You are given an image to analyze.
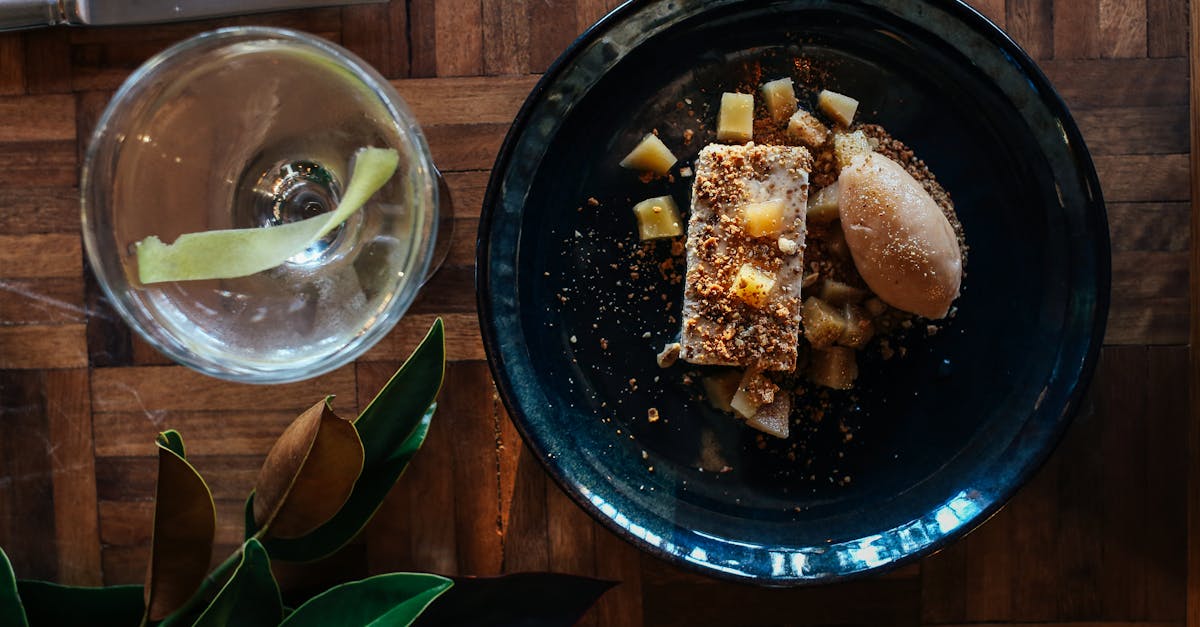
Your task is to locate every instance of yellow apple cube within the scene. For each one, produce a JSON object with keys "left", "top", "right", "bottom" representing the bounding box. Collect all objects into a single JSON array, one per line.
[
  {"left": 716, "top": 92, "right": 754, "bottom": 143},
  {"left": 731, "top": 264, "right": 776, "bottom": 308},
  {"left": 703, "top": 370, "right": 742, "bottom": 413},
  {"left": 632, "top": 195, "right": 683, "bottom": 240},
  {"left": 809, "top": 346, "right": 858, "bottom": 390},
  {"left": 786, "top": 109, "right": 829, "bottom": 147},
  {"left": 801, "top": 296, "right": 846, "bottom": 349},
  {"left": 818, "top": 89, "right": 859, "bottom": 128},
  {"left": 807, "top": 182, "right": 839, "bottom": 224},
  {"left": 742, "top": 198, "right": 786, "bottom": 237},
  {"left": 833, "top": 130, "right": 873, "bottom": 170},
  {"left": 619, "top": 133, "right": 678, "bottom": 175},
  {"left": 760, "top": 78, "right": 798, "bottom": 122}
]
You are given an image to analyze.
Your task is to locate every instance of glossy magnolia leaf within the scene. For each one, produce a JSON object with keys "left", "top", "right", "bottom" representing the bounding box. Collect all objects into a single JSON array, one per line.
[
  {"left": 0, "top": 547, "right": 27, "bottom": 627},
  {"left": 253, "top": 399, "right": 364, "bottom": 539},
  {"left": 136, "top": 147, "right": 400, "bottom": 284},
  {"left": 412, "top": 573, "right": 616, "bottom": 627},
  {"left": 245, "top": 319, "right": 444, "bottom": 561},
  {"left": 16, "top": 581, "right": 142, "bottom": 627},
  {"left": 279, "top": 573, "right": 451, "bottom": 627},
  {"left": 191, "top": 539, "right": 281, "bottom": 627},
  {"left": 144, "top": 430, "right": 216, "bottom": 621},
  {"left": 246, "top": 407, "right": 433, "bottom": 561},
  {"left": 355, "top": 318, "right": 445, "bottom": 463}
]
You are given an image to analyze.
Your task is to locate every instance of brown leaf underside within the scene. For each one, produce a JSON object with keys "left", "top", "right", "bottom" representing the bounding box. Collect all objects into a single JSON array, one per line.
[
  {"left": 253, "top": 399, "right": 364, "bottom": 539},
  {"left": 144, "top": 447, "right": 216, "bottom": 621}
]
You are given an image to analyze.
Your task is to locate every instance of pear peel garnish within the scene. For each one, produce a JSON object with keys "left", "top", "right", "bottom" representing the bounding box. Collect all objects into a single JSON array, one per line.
[{"left": 136, "top": 147, "right": 400, "bottom": 284}]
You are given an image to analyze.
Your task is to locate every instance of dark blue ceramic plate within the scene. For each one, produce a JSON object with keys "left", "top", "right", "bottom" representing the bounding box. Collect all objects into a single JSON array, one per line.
[{"left": 477, "top": 0, "right": 1109, "bottom": 584}]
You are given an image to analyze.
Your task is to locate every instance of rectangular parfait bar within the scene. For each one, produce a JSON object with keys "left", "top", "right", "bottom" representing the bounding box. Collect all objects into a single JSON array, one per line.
[{"left": 679, "top": 143, "right": 812, "bottom": 372}]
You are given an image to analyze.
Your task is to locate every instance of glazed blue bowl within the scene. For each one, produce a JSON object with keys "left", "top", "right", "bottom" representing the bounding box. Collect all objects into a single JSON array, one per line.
[{"left": 477, "top": 0, "right": 1109, "bottom": 584}]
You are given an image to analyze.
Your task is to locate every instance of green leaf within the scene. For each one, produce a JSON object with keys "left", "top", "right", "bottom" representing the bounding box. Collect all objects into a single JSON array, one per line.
[
  {"left": 136, "top": 147, "right": 400, "bottom": 284},
  {"left": 246, "top": 319, "right": 445, "bottom": 561},
  {"left": 145, "top": 432, "right": 217, "bottom": 621},
  {"left": 355, "top": 319, "right": 445, "bottom": 463},
  {"left": 191, "top": 539, "right": 281, "bottom": 627},
  {"left": 247, "top": 406, "right": 433, "bottom": 561},
  {"left": 15, "top": 581, "right": 142, "bottom": 627},
  {"left": 0, "top": 547, "right": 28, "bottom": 627},
  {"left": 279, "top": 573, "right": 451, "bottom": 627}
]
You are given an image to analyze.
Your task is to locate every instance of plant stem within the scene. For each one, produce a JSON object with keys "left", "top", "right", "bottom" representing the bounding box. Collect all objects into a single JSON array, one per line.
[{"left": 156, "top": 545, "right": 244, "bottom": 626}]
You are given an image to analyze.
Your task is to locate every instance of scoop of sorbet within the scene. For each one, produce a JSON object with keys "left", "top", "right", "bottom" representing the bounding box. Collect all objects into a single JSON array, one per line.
[{"left": 837, "top": 152, "right": 962, "bottom": 319}]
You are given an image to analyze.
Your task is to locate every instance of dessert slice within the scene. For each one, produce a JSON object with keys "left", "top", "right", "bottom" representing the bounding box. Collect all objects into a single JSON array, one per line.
[{"left": 679, "top": 143, "right": 813, "bottom": 372}]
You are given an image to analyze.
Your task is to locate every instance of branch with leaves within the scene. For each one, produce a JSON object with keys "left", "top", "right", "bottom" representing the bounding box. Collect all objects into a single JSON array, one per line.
[{"left": 0, "top": 319, "right": 613, "bottom": 627}]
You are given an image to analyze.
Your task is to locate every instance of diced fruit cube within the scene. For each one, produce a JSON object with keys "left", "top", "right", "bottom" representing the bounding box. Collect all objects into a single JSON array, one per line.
[
  {"left": 703, "top": 370, "right": 742, "bottom": 413},
  {"left": 730, "top": 369, "right": 777, "bottom": 418},
  {"left": 864, "top": 297, "right": 888, "bottom": 317},
  {"left": 807, "top": 182, "right": 839, "bottom": 224},
  {"left": 801, "top": 296, "right": 846, "bottom": 349},
  {"left": 786, "top": 109, "right": 829, "bottom": 147},
  {"left": 809, "top": 346, "right": 858, "bottom": 389},
  {"left": 825, "top": 223, "right": 850, "bottom": 260},
  {"left": 619, "top": 133, "right": 678, "bottom": 175},
  {"left": 761, "top": 78, "right": 798, "bottom": 122},
  {"left": 747, "top": 393, "right": 790, "bottom": 439},
  {"left": 731, "top": 264, "right": 776, "bottom": 308},
  {"left": 632, "top": 195, "right": 683, "bottom": 240},
  {"left": 717, "top": 92, "right": 754, "bottom": 143},
  {"left": 838, "top": 304, "right": 875, "bottom": 349},
  {"left": 742, "top": 198, "right": 786, "bottom": 237},
  {"left": 833, "top": 131, "right": 873, "bottom": 170},
  {"left": 819, "top": 279, "right": 867, "bottom": 305},
  {"left": 818, "top": 89, "right": 859, "bottom": 128}
]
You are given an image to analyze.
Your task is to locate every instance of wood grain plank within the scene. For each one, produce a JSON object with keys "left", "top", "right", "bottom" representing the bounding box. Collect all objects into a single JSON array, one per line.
[
  {"left": 0, "top": 95, "right": 74, "bottom": 142},
  {"left": 360, "top": 361, "right": 459, "bottom": 576},
  {"left": 1107, "top": 202, "right": 1190, "bottom": 253},
  {"left": 482, "top": 0, "right": 531, "bottom": 75},
  {"left": 0, "top": 233, "right": 81, "bottom": 279},
  {"left": 92, "top": 409, "right": 312, "bottom": 458},
  {"left": 341, "top": 4, "right": 398, "bottom": 78},
  {"left": 641, "top": 557, "right": 920, "bottom": 626},
  {"left": 591, "top": 527, "right": 644, "bottom": 627},
  {"left": 546, "top": 480, "right": 598, "bottom": 626},
  {"left": 90, "top": 365, "right": 356, "bottom": 413},
  {"left": 444, "top": 361, "right": 505, "bottom": 575},
  {"left": 65, "top": 9, "right": 344, "bottom": 45},
  {"left": 434, "top": 0, "right": 484, "bottom": 77},
  {"left": 935, "top": 622, "right": 1182, "bottom": 627},
  {"left": 1055, "top": 0, "right": 1102, "bottom": 59},
  {"left": 22, "top": 28, "right": 72, "bottom": 94},
  {"left": 1043, "top": 58, "right": 1188, "bottom": 108},
  {"left": 1148, "top": 0, "right": 1188, "bottom": 57},
  {"left": 1074, "top": 106, "right": 1189, "bottom": 155},
  {"left": 0, "top": 278, "right": 86, "bottom": 325},
  {"left": 1144, "top": 347, "right": 1188, "bottom": 620},
  {"left": 499, "top": 410, "right": 551, "bottom": 573},
  {"left": 1009, "top": 424, "right": 1063, "bottom": 620},
  {"left": 1187, "top": 3, "right": 1200, "bottom": 626},
  {"left": 409, "top": 265, "right": 474, "bottom": 313},
  {"left": 99, "top": 499, "right": 250, "bottom": 551},
  {"left": 1094, "top": 154, "right": 1190, "bottom": 203},
  {"left": 962, "top": 508, "right": 1015, "bottom": 621},
  {"left": 44, "top": 369, "right": 102, "bottom": 586},
  {"left": 0, "top": 188, "right": 82, "bottom": 234},
  {"left": 1006, "top": 0, "right": 1054, "bottom": 59},
  {"left": 362, "top": 313, "right": 485, "bottom": 362},
  {"left": 0, "top": 371, "right": 58, "bottom": 580},
  {"left": 408, "top": 0, "right": 438, "bottom": 78},
  {"left": 575, "top": 0, "right": 625, "bottom": 32},
  {"left": 1099, "top": 0, "right": 1148, "bottom": 58},
  {"left": 0, "top": 34, "right": 24, "bottom": 95},
  {"left": 528, "top": 0, "right": 579, "bottom": 73},
  {"left": 423, "top": 123, "right": 508, "bottom": 172},
  {"left": 920, "top": 537, "right": 968, "bottom": 623},
  {"left": 1105, "top": 297, "right": 1188, "bottom": 346},
  {"left": 0, "top": 325, "right": 87, "bottom": 369},
  {"left": 443, "top": 170, "right": 490, "bottom": 218},
  {"left": 391, "top": 75, "right": 537, "bottom": 125},
  {"left": 0, "top": 140, "right": 76, "bottom": 188}
]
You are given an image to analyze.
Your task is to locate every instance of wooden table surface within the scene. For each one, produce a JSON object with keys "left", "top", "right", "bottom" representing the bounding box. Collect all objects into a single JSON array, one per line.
[{"left": 0, "top": 0, "right": 1193, "bottom": 625}]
